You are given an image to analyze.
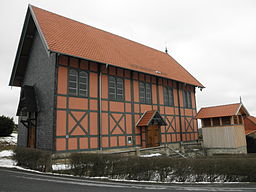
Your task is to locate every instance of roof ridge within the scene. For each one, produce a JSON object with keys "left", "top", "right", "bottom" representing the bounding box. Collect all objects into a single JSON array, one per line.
[
  {"left": 200, "top": 103, "right": 241, "bottom": 110},
  {"left": 30, "top": 5, "right": 168, "bottom": 56}
]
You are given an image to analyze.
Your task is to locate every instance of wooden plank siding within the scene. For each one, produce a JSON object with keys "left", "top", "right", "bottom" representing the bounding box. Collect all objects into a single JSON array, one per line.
[
  {"left": 55, "top": 55, "right": 198, "bottom": 152},
  {"left": 202, "top": 125, "right": 246, "bottom": 148}
]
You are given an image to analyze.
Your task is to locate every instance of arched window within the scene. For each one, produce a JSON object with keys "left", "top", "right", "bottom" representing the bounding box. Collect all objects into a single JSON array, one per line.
[
  {"left": 145, "top": 83, "right": 152, "bottom": 104},
  {"left": 68, "top": 69, "right": 78, "bottom": 96},
  {"left": 79, "top": 71, "right": 88, "bottom": 97},
  {"left": 68, "top": 69, "right": 88, "bottom": 97},
  {"left": 116, "top": 77, "right": 124, "bottom": 101},
  {"left": 139, "top": 82, "right": 151, "bottom": 104},
  {"left": 139, "top": 82, "right": 145, "bottom": 103},
  {"left": 108, "top": 76, "right": 124, "bottom": 101},
  {"left": 109, "top": 76, "right": 116, "bottom": 100},
  {"left": 183, "top": 90, "right": 192, "bottom": 108},
  {"left": 163, "top": 86, "right": 174, "bottom": 106}
]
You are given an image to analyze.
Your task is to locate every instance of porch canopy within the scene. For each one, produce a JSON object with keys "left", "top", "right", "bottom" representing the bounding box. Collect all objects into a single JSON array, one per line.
[
  {"left": 16, "top": 85, "right": 38, "bottom": 116},
  {"left": 136, "top": 110, "right": 167, "bottom": 127}
]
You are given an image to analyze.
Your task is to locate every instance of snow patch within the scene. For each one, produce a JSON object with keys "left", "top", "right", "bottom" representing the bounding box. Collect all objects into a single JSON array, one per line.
[
  {"left": 0, "top": 158, "right": 16, "bottom": 168},
  {"left": 0, "top": 150, "right": 13, "bottom": 158},
  {"left": 140, "top": 153, "right": 162, "bottom": 157},
  {"left": 0, "top": 133, "right": 18, "bottom": 145},
  {"left": 52, "top": 164, "right": 71, "bottom": 171}
]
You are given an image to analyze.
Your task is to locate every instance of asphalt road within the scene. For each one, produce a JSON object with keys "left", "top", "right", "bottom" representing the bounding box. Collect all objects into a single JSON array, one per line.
[{"left": 1, "top": 167, "right": 256, "bottom": 192}]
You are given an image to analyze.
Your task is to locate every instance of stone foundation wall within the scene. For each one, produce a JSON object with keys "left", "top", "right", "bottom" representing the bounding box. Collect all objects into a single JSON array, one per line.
[{"left": 206, "top": 146, "right": 247, "bottom": 156}]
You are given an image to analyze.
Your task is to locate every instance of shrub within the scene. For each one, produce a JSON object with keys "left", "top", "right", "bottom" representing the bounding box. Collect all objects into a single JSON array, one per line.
[
  {"left": 0, "top": 115, "right": 14, "bottom": 136},
  {"left": 13, "top": 147, "right": 52, "bottom": 172},
  {"left": 69, "top": 153, "right": 256, "bottom": 182},
  {"left": 70, "top": 153, "right": 122, "bottom": 177}
]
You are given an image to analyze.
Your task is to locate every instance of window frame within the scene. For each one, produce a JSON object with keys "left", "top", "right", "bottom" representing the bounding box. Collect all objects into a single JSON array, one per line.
[
  {"left": 139, "top": 81, "right": 152, "bottom": 104},
  {"left": 108, "top": 75, "right": 124, "bottom": 101},
  {"left": 183, "top": 90, "right": 192, "bottom": 109},
  {"left": 163, "top": 86, "right": 174, "bottom": 106},
  {"left": 222, "top": 116, "right": 231, "bottom": 125},
  {"left": 68, "top": 68, "right": 89, "bottom": 97},
  {"left": 78, "top": 71, "right": 89, "bottom": 97}
]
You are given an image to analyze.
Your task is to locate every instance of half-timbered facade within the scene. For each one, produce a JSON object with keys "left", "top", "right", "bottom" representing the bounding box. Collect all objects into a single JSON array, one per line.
[{"left": 9, "top": 5, "right": 203, "bottom": 153}]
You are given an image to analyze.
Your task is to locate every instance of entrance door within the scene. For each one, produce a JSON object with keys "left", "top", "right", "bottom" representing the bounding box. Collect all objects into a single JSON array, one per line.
[
  {"left": 146, "top": 125, "right": 160, "bottom": 147},
  {"left": 27, "top": 126, "right": 36, "bottom": 148}
]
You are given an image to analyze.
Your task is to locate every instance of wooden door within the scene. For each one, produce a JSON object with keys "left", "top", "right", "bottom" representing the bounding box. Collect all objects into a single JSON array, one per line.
[
  {"left": 27, "top": 113, "right": 36, "bottom": 148},
  {"left": 146, "top": 125, "right": 160, "bottom": 147},
  {"left": 28, "top": 126, "right": 36, "bottom": 148}
]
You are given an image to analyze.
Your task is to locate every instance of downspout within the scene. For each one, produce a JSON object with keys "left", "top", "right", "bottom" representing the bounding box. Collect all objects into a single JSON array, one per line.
[
  {"left": 194, "top": 87, "right": 199, "bottom": 137},
  {"left": 177, "top": 82, "right": 183, "bottom": 142},
  {"left": 97, "top": 64, "right": 108, "bottom": 151}
]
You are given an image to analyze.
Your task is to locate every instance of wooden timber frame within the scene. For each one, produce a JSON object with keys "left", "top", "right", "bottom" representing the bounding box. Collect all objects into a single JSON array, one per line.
[
  {"left": 54, "top": 54, "right": 200, "bottom": 152},
  {"left": 17, "top": 85, "right": 38, "bottom": 148}
]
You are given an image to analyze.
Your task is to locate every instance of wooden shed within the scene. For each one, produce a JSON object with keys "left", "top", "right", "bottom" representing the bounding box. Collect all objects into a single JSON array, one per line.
[{"left": 196, "top": 103, "right": 249, "bottom": 155}]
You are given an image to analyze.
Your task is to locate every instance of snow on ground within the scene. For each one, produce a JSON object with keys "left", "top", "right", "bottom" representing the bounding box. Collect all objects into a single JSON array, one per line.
[
  {"left": 0, "top": 150, "right": 16, "bottom": 168},
  {"left": 0, "top": 133, "right": 18, "bottom": 145},
  {"left": 0, "top": 150, "right": 70, "bottom": 171},
  {"left": 0, "top": 158, "right": 16, "bottom": 168},
  {"left": 52, "top": 164, "right": 71, "bottom": 171},
  {"left": 0, "top": 133, "right": 17, "bottom": 168},
  {"left": 0, "top": 150, "right": 13, "bottom": 158},
  {"left": 140, "top": 153, "right": 162, "bottom": 157}
]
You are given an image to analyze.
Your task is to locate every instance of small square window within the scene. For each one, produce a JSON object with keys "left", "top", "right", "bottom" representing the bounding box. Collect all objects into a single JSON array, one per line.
[{"left": 127, "top": 136, "right": 132, "bottom": 144}]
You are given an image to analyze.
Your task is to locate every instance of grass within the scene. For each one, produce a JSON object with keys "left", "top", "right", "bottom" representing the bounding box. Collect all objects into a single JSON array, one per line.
[{"left": 0, "top": 141, "right": 16, "bottom": 151}]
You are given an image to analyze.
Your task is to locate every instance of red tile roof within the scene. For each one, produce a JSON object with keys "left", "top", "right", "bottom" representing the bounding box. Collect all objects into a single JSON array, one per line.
[
  {"left": 244, "top": 116, "right": 256, "bottom": 134},
  {"left": 196, "top": 103, "right": 243, "bottom": 119},
  {"left": 245, "top": 129, "right": 256, "bottom": 135},
  {"left": 30, "top": 5, "right": 203, "bottom": 87},
  {"left": 247, "top": 116, "right": 256, "bottom": 125},
  {"left": 137, "top": 110, "right": 157, "bottom": 127}
]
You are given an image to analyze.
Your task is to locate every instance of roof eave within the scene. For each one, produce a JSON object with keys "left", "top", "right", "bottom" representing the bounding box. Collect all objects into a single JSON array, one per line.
[
  {"left": 51, "top": 49, "right": 204, "bottom": 88},
  {"left": 236, "top": 103, "right": 250, "bottom": 116},
  {"left": 135, "top": 110, "right": 148, "bottom": 127},
  {"left": 9, "top": 7, "right": 31, "bottom": 86},
  {"left": 29, "top": 5, "right": 50, "bottom": 54}
]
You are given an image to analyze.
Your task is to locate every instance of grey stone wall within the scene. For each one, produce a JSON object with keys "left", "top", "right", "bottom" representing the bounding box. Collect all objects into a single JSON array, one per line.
[
  {"left": 206, "top": 146, "right": 247, "bottom": 156},
  {"left": 17, "top": 116, "right": 28, "bottom": 147},
  {"left": 17, "top": 31, "right": 55, "bottom": 150}
]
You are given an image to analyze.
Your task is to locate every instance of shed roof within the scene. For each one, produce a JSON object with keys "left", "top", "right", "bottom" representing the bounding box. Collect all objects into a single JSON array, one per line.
[
  {"left": 196, "top": 103, "right": 249, "bottom": 119},
  {"left": 245, "top": 129, "right": 256, "bottom": 135},
  {"left": 16, "top": 85, "right": 38, "bottom": 116},
  {"left": 244, "top": 116, "right": 256, "bottom": 134},
  {"left": 10, "top": 5, "right": 203, "bottom": 88},
  {"left": 246, "top": 116, "right": 256, "bottom": 125}
]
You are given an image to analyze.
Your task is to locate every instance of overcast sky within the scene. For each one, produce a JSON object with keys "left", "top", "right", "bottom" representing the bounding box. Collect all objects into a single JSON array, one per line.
[{"left": 1, "top": 0, "right": 255, "bottom": 123}]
